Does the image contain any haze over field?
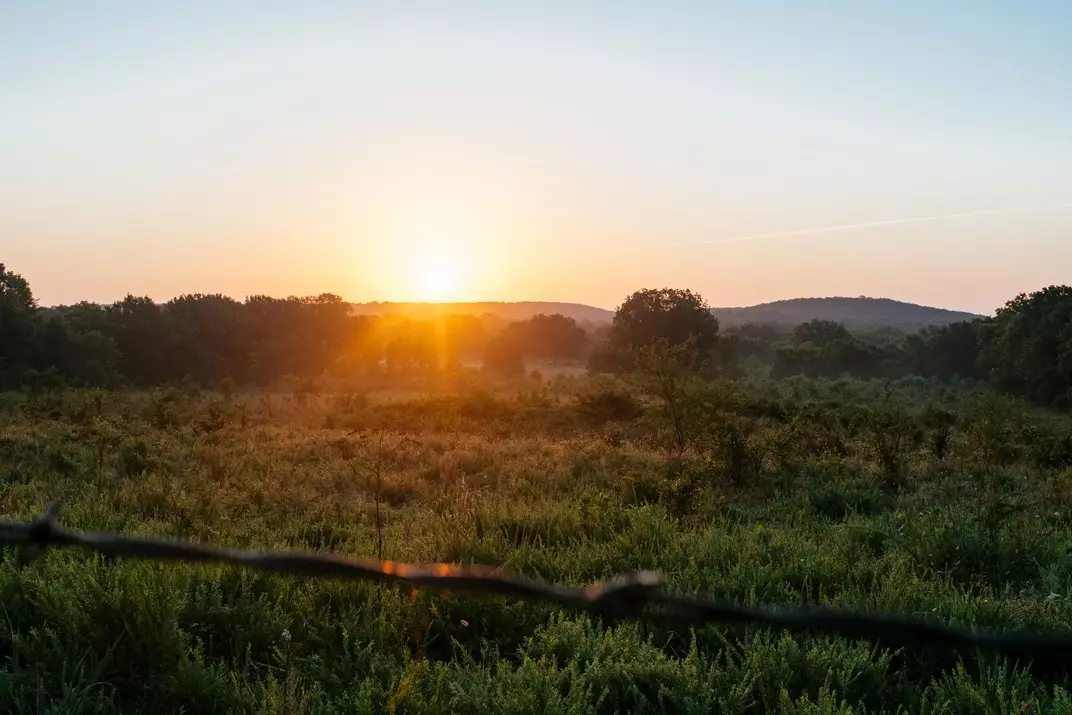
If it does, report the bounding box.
[3,2,1072,313]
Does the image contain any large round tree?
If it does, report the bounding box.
[609,288,720,353]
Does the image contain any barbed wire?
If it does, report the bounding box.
[3,504,1071,672]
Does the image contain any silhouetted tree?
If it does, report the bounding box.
[35,314,120,386]
[437,314,490,364]
[166,294,247,384]
[588,288,722,374]
[337,315,383,376]
[774,333,888,379]
[386,328,438,373]
[0,263,38,385]
[982,286,1072,405]
[610,288,720,354]
[483,335,524,376]
[102,295,173,385]
[241,293,355,383]
[903,321,982,380]
[504,313,587,360]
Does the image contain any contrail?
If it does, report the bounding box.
[699,207,1012,246]
[628,201,1071,252]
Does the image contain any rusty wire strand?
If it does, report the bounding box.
[3,505,1071,671]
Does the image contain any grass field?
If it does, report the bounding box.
[3,375,1072,713]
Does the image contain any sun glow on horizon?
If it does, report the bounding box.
[410,249,465,302]
[375,195,493,303]
[367,191,536,303]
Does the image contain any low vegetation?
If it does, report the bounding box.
[3,373,1072,713]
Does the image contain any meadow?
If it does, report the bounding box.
[3,373,1072,713]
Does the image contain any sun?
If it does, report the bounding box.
[381,201,486,301]
[412,252,462,302]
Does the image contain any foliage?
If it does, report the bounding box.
[0,263,39,386]
[386,331,439,373]
[708,414,766,486]
[904,321,983,380]
[983,286,1072,406]
[483,336,525,377]
[586,344,632,374]
[773,338,888,380]
[609,288,720,356]
[629,339,714,458]
[576,388,645,425]
[791,319,852,346]
[858,402,921,489]
[503,313,588,361]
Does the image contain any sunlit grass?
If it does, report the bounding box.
[2,378,1072,712]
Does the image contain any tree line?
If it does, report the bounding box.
[3,262,1071,405]
[0,263,587,387]
[591,287,1072,407]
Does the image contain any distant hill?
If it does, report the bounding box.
[712,297,984,332]
[349,297,984,332]
[349,301,615,324]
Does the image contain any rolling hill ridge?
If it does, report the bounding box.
[350,297,983,331]
[711,297,983,331]
[349,301,615,325]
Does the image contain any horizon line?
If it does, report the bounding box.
[38,293,992,317]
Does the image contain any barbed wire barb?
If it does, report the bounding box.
[3,505,1071,673]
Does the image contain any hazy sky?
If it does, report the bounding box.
[3,1,1071,313]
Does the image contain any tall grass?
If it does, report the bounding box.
[1,377,1071,712]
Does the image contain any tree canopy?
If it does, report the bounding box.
[0,264,39,384]
[483,335,525,377]
[983,286,1072,405]
[791,319,852,346]
[503,313,587,360]
[609,288,720,353]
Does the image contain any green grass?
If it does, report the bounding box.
[2,378,1072,713]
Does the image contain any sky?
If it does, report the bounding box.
[2,1,1071,314]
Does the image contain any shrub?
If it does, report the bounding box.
[859,405,921,489]
[577,389,644,425]
[708,416,765,487]
[922,405,957,461]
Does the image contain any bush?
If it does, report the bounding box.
[709,416,765,486]
[921,405,956,461]
[859,405,921,489]
[586,344,630,374]
[577,389,644,425]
